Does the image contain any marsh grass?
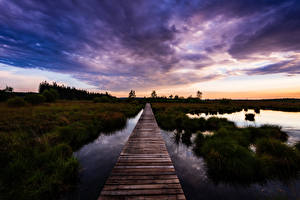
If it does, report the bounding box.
[245,113,255,121]
[7,97,26,107]
[152,102,300,185]
[0,101,142,200]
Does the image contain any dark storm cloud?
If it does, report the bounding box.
[0,0,300,90]
[228,1,300,59]
[246,60,300,75]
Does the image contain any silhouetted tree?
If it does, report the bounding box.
[169,95,173,99]
[4,86,13,92]
[128,90,136,98]
[38,81,114,100]
[197,90,202,99]
[151,90,157,98]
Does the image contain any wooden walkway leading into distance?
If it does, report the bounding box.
[99,103,186,200]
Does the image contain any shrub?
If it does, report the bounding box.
[42,90,55,102]
[295,141,300,151]
[193,131,205,156]
[215,127,251,147]
[245,113,255,121]
[255,125,288,142]
[205,117,235,130]
[256,138,300,180]
[201,137,257,184]
[181,130,192,146]
[93,96,111,103]
[7,97,26,107]
[25,94,46,105]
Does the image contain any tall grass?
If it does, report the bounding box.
[0,101,142,200]
[152,102,300,185]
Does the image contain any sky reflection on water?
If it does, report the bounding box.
[66,110,143,200]
[66,108,300,200]
[187,109,300,145]
[162,129,300,200]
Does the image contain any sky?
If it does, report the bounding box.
[0,0,300,99]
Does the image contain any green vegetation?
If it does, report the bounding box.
[245,113,255,121]
[0,101,142,200]
[152,103,300,185]
[7,97,26,107]
[39,81,115,100]
[25,94,46,105]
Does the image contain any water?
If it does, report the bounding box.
[162,130,300,199]
[67,109,300,200]
[66,109,143,200]
[161,109,300,199]
[187,109,300,145]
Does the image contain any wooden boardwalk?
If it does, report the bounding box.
[99,103,186,200]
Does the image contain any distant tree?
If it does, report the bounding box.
[0,86,14,101]
[4,86,13,93]
[196,90,202,99]
[174,95,179,100]
[151,90,157,98]
[38,81,114,100]
[169,95,173,99]
[42,89,57,102]
[128,90,136,98]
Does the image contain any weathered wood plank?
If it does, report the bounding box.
[98,103,186,200]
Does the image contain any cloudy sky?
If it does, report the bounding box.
[0,0,300,98]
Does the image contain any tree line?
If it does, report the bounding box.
[128,90,203,100]
[39,81,114,100]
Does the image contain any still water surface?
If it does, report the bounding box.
[66,110,143,200]
[187,109,300,145]
[68,109,300,200]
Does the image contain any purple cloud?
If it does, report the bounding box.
[0,0,299,91]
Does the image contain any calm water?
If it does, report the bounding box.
[187,109,300,145]
[67,109,300,200]
[165,109,300,199]
[162,129,300,200]
[66,110,143,200]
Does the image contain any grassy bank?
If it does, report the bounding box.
[152,103,300,185]
[0,101,142,200]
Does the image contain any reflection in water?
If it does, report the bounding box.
[187,109,300,144]
[162,129,300,200]
[66,110,143,200]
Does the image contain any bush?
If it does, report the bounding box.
[25,94,46,105]
[93,96,111,103]
[205,117,235,130]
[181,130,192,146]
[42,89,57,102]
[256,138,300,180]
[201,137,257,184]
[247,125,288,142]
[7,97,26,107]
[193,131,205,156]
[295,141,300,151]
[245,113,255,121]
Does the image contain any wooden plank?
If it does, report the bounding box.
[100,194,185,200]
[98,103,186,200]
[100,188,184,196]
[106,179,180,185]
